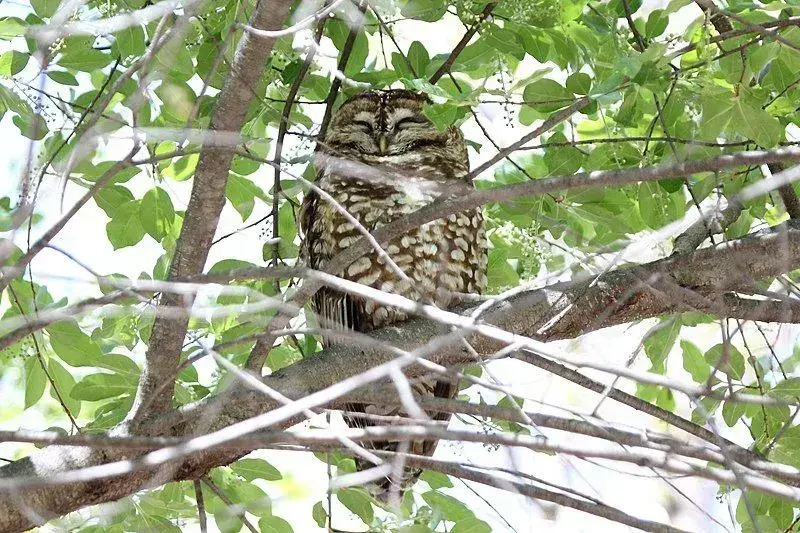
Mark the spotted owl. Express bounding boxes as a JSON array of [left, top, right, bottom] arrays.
[[299, 89, 488, 499]]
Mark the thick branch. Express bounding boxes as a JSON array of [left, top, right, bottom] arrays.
[[130, 0, 295, 419]]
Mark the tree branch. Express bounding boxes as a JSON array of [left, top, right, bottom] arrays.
[[129, 0, 296, 419], [428, 2, 497, 84]]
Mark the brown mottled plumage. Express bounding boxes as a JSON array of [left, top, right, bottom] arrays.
[[299, 90, 487, 499]]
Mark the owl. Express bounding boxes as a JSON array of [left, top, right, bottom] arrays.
[[299, 89, 488, 500]]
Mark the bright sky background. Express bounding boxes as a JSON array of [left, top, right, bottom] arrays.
[[1, 0, 796, 531]]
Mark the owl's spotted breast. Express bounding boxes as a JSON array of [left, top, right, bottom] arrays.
[[304, 172, 487, 329]]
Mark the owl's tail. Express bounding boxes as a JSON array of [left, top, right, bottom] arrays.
[[356, 456, 424, 504]]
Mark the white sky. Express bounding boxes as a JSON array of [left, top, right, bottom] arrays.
[[1, 0, 796, 531]]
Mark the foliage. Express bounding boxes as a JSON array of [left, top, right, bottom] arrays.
[[2, 0, 800, 530]]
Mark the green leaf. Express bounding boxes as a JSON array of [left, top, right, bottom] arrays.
[[231, 458, 282, 481], [0, 51, 29, 76], [400, 526, 435, 533], [312, 501, 327, 528], [71, 373, 135, 401], [58, 49, 111, 72], [566, 72, 591, 95], [48, 358, 80, 416], [487, 248, 519, 291], [770, 378, 800, 399], [704, 344, 746, 381], [47, 320, 103, 366], [451, 41, 497, 73], [770, 427, 800, 467], [680, 340, 711, 383], [645, 9, 668, 38], [79, 161, 140, 183], [226, 174, 267, 221], [140, 187, 175, 241], [520, 31, 551, 62], [46, 70, 78, 86], [154, 44, 194, 81], [544, 132, 584, 175], [699, 90, 734, 139], [523, 79, 573, 112], [407, 40, 430, 77], [419, 470, 453, 489], [231, 481, 271, 516], [0, 18, 26, 40], [24, 356, 46, 408], [13, 113, 48, 140], [96, 353, 139, 376], [722, 399, 746, 427], [266, 345, 302, 372], [94, 185, 135, 218], [114, 26, 146, 58], [422, 491, 473, 521], [327, 20, 368, 76], [422, 103, 468, 130], [609, 0, 642, 17], [107, 200, 146, 249], [451, 517, 491, 533], [31, 0, 60, 18], [732, 99, 782, 148], [638, 181, 683, 230], [257, 516, 292, 533], [643, 318, 680, 373], [484, 25, 525, 60], [87, 394, 133, 429], [337, 488, 374, 525], [401, 0, 447, 22]]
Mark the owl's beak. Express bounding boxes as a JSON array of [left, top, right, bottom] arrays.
[[378, 133, 389, 154]]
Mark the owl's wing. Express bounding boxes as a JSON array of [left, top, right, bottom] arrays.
[[300, 186, 371, 340]]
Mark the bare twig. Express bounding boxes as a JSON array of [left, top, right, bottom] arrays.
[[429, 2, 497, 84]]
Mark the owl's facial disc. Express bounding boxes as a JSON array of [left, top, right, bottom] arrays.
[[325, 90, 449, 157]]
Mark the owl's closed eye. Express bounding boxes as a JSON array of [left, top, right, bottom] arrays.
[[324, 90, 452, 157]]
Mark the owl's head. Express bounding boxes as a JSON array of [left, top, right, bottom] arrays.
[[323, 89, 465, 162]]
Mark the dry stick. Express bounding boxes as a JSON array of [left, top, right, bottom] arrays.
[[317, 1, 367, 140], [130, 0, 296, 419], [428, 2, 497, 84], [519, 137, 800, 150], [365, 451, 693, 533], [0, 132, 795, 524], [193, 480, 207, 533], [514, 351, 761, 462], [284, 147, 800, 299], [270, 11, 329, 265], [266, 427, 800, 501], [6, 218, 800, 528], [667, 16, 800, 59], [5, 416, 800, 486], [0, 291, 128, 352], [672, 200, 744, 254], [201, 477, 258, 533], [694, 0, 800, 53]]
